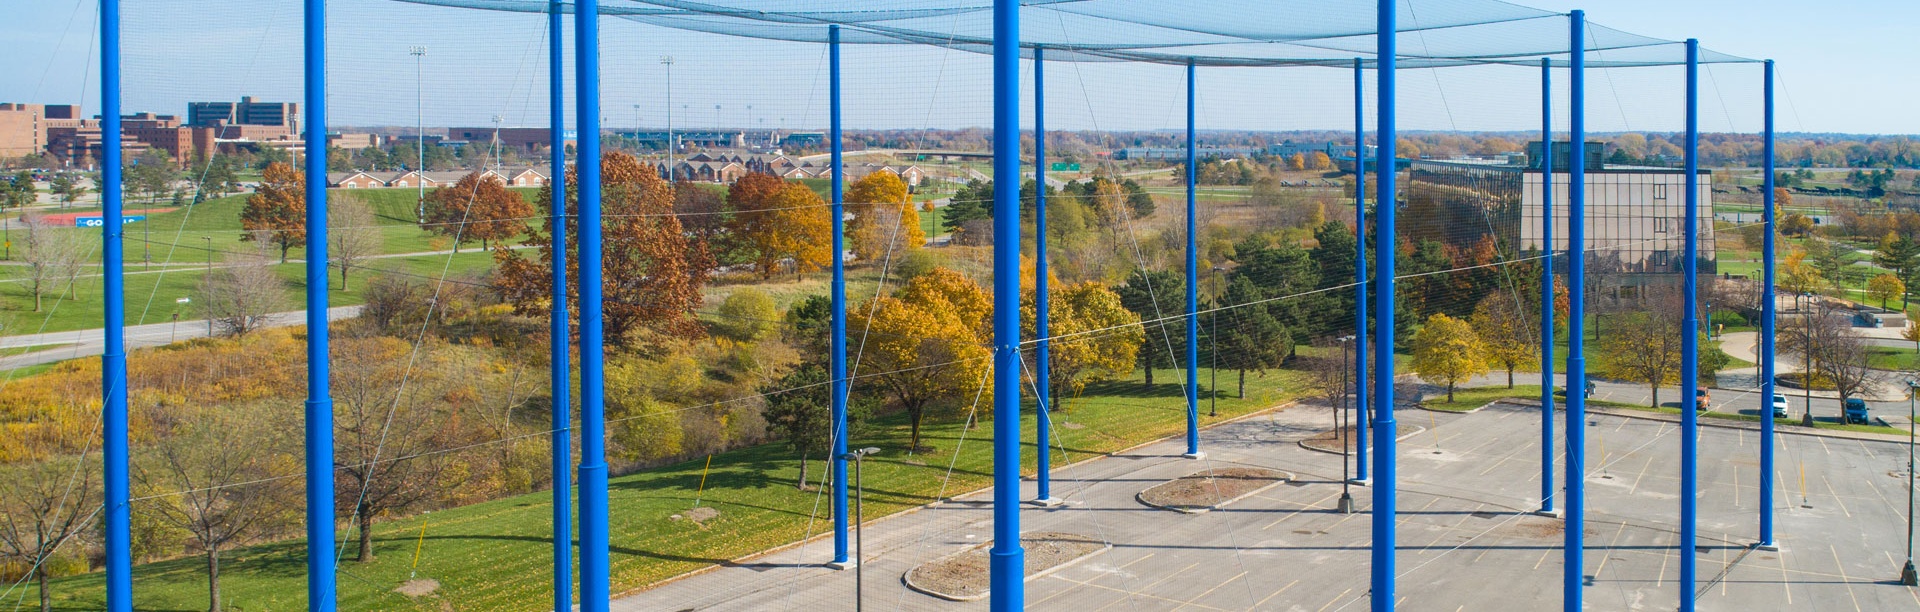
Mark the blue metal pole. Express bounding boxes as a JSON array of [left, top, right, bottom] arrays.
[[573, 0, 608, 609], [1370, 1, 1398, 609], [1033, 46, 1055, 504], [1183, 58, 1200, 458], [828, 24, 852, 568], [301, 0, 337, 609], [1352, 57, 1370, 485], [989, 1, 1026, 609], [1564, 10, 1588, 612], [1539, 56, 1556, 516], [100, 0, 131, 608], [1680, 37, 1701, 612], [547, 2, 572, 609], [1758, 58, 1778, 550]]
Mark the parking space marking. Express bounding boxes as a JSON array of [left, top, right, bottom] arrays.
[[1830, 544, 1863, 612], [1247, 579, 1299, 610]]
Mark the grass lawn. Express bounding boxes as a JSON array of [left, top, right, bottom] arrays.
[[1867, 345, 1920, 372], [42, 365, 1303, 611]]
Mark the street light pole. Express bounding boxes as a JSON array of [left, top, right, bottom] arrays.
[[202, 235, 213, 334], [411, 46, 427, 223], [1339, 335, 1356, 514], [841, 447, 880, 612], [1903, 380, 1918, 586], [1802, 293, 1815, 427], [661, 56, 675, 182]]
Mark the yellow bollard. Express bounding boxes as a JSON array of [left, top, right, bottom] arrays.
[[408, 517, 429, 579], [693, 454, 714, 508]]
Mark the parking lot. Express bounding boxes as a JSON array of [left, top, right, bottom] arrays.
[[615, 401, 1920, 611]]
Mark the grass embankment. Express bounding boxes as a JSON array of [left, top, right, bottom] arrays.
[[44, 365, 1302, 610]]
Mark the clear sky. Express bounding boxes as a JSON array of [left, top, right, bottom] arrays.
[[2, 0, 1912, 136]]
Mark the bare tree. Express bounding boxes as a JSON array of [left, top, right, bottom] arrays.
[[19, 213, 89, 312], [135, 404, 294, 612], [198, 247, 289, 337], [332, 336, 470, 562], [328, 193, 383, 292], [0, 456, 100, 612]]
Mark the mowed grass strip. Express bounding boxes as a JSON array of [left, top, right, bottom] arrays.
[[46, 366, 1301, 610]]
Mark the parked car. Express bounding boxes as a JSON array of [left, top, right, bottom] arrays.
[[1695, 389, 1711, 412], [1770, 394, 1790, 419], [1843, 398, 1870, 424]]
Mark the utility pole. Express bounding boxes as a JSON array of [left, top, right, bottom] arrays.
[[491, 115, 505, 171], [411, 46, 427, 223], [661, 56, 675, 182]]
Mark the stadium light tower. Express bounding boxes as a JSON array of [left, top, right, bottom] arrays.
[[411, 45, 427, 223], [661, 55, 675, 181]]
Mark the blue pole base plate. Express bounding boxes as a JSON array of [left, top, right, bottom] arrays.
[[825, 560, 858, 571], [1533, 509, 1564, 519], [1347, 478, 1372, 487], [1753, 542, 1781, 552], [1026, 497, 1065, 508], [1181, 451, 1207, 460]]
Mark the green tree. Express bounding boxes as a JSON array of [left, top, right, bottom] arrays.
[[714, 288, 778, 342], [1874, 233, 1920, 308], [1114, 268, 1186, 389], [1209, 276, 1292, 398], [1410, 313, 1489, 402], [1596, 308, 1685, 409], [3, 171, 34, 209], [47, 173, 76, 208], [761, 363, 869, 489], [941, 179, 993, 233]]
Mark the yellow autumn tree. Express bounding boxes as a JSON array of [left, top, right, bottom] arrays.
[[1469, 293, 1538, 388], [851, 267, 991, 452], [846, 170, 925, 263], [1410, 313, 1489, 402], [1022, 279, 1142, 410]]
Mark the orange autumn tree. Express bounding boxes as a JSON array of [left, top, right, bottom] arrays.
[[238, 162, 305, 263], [845, 170, 924, 263], [495, 152, 713, 345], [725, 173, 831, 279], [421, 172, 535, 251]]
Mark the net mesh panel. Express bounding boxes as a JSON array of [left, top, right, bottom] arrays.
[[6, 0, 1795, 610]]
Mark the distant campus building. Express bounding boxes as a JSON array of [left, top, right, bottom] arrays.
[[1410, 140, 1714, 291]]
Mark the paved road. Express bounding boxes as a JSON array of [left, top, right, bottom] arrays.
[[612, 401, 1920, 611], [0, 305, 361, 371]]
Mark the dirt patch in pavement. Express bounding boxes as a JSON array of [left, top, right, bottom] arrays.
[[1300, 425, 1362, 454], [904, 532, 1108, 601], [1137, 467, 1287, 512]]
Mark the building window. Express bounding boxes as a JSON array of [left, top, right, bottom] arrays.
[[1652, 251, 1671, 268], [1654, 217, 1670, 233], [1653, 183, 1668, 200]]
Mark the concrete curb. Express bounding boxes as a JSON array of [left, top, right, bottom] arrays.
[[1298, 424, 1428, 456], [1133, 470, 1295, 514], [901, 536, 1114, 602]]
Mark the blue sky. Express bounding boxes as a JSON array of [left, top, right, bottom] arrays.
[[2, 0, 1911, 135]]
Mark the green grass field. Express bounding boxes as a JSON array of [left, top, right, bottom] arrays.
[[1868, 345, 1920, 372], [41, 365, 1302, 611]]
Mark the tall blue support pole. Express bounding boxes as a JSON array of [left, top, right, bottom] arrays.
[[1538, 56, 1556, 515], [828, 24, 853, 568], [1564, 10, 1588, 612], [1352, 57, 1370, 485], [301, 0, 337, 609], [1370, 1, 1398, 609], [573, 0, 609, 609], [1033, 46, 1056, 504], [100, 0, 131, 608], [1183, 58, 1201, 458], [988, 1, 1026, 609], [547, 2, 572, 609], [1679, 37, 1702, 612], [1758, 59, 1779, 551]]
